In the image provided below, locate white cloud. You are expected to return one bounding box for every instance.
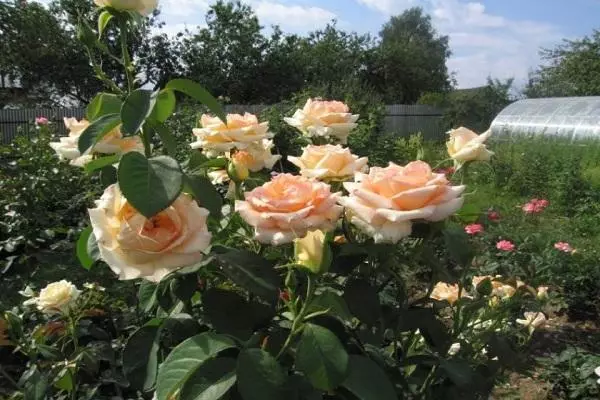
[356,0,417,14]
[251,1,337,31]
[158,0,210,18]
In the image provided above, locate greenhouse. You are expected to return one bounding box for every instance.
[490,96,600,140]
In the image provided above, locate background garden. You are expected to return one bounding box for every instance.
[1,0,600,399]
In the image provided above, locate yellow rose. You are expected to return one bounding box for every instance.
[288,144,368,180]
[49,117,143,167]
[0,318,11,346]
[339,161,465,243]
[24,281,81,314]
[294,229,331,274]
[228,152,250,182]
[94,0,158,15]
[284,99,359,144]
[88,185,212,282]
[430,282,471,305]
[190,113,272,157]
[235,173,342,245]
[446,127,494,163]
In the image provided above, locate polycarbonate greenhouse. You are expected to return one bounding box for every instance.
[490,97,600,141]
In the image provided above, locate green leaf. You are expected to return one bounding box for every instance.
[154,123,178,157]
[166,79,226,123]
[439,359,474,387]
[443,227,474,266]
[54,369,74,392]
[97,10,113,38]
[123,319,163,392]
[456,203,480,223]
[180,358,237,400]
[184,175,223,217]
[151,89,176,123]
[138,281,158,313]
[78,113,122,154]
[76,227,94,270]
[307,289,353,322]
[100,165,118,186]
[118,153,183,218]
[343,278,381,326]
[84,154,120,173]
[87,93,123,121]
[121,89,157,135]
[341,355,397,400]
[295,323,349,391]
[237,349,287,400]
[156,332,238,400]
[213,246,281,301]
[199,158,228,169]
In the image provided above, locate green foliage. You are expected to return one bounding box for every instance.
[540,347,600,399]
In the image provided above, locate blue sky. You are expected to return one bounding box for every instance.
[39,0,600,88]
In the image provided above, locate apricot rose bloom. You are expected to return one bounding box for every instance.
[190,113,271,157]
[226,140,281,172]
[284,99,359,144]
[446,127,493,164]
[94,0,158,16]
[339,161,465,243]
[89,185,211,282]
[49,117,143,167]
[430,282,471,305]
[288,144,368,180]
[23,281,81,314]
[235,174,342,245]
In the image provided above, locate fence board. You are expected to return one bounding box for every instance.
[0,104,444,144]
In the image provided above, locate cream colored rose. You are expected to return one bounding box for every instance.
[24,281,81,314]
[208,169,230,185]
[537,286,549,300]
[288,144,368,180]
[49,117,143,167]
[226,140,281,172]
[472,275,518,299]
[430,282,471,305]
[339,161,465,243]
[284,99,359,144]
[446,127,494,163]
[235,173,342,245]
[89,185,211,282]
[190,113,271,157]
[294,229,329,274]
[94,0,157,15]
[516,311,546,333]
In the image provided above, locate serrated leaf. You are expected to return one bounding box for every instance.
[343,278,381,326]
[166,79,226,123]
[150,89,176,123]
[184,175,223,218]
[138,281,158,313]
[123,319,163,392]
[180,357,237,400]
[237,349,287,400]
[155,333,237,400]
[84,154,120,173]
[97,10,113,38]
[117,153,183,218]
[342,355,397,400]
[86,93,122,121]
[153,123,178,157]
[295,323,349,391]
[78,113,121,154]
[76,227,94,270]
[121,89,157,135]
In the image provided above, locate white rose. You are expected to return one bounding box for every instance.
[49,117,143,167]
[516,311,546,333]
[446,127,494,163]
[284,99,359,144]
[88,184,212,282]
[288,144,368,180]
[447,342,461,356]
[25,281,81,314]
[190,113,271,157]
[94,0,158,15]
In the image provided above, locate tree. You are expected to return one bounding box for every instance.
[526,29,600,98]
[366,7,451,104]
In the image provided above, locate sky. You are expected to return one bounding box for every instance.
[39,0,600,89]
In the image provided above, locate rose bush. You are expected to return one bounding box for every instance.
[0,3,556,400]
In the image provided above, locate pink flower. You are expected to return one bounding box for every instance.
[522,198,549,214]
[496,240,515,252]
[35,117,49,125]
[554,242,574,253]
[487,210,500,222]
[465,223,484,235]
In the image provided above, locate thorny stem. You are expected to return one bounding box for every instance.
[0,366,19,389]
[119,18,134,92]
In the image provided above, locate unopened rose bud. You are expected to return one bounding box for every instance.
[294,230,331,275]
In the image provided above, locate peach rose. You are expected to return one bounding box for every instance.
[89,185,211,282]
[472,275,518,299]
[339,161,465,243]
[226,140,281,172]
[430,282,471,305]
[288,144,368,180]
[446,127,494,163]
[49,117,143,167]
[94,0,157,15]
[284,99,359,144]
[235,174,342,245]
[190,113,271,157]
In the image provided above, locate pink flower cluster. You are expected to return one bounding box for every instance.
[554,242,574,253]
[522,198,549,214]
[487,209,500,222]
[35,116,49,126]
[465,223,484,235]
[496,240,515,252]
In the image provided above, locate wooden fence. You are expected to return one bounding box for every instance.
[0,104,444,144]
